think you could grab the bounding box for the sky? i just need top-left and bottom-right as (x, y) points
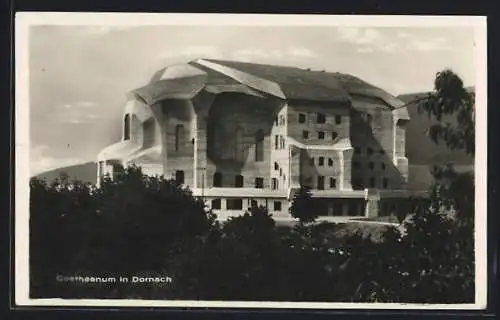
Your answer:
(27, 24), (477, 175)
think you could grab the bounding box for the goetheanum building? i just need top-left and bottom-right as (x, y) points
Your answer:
(97, 58), (419, 219)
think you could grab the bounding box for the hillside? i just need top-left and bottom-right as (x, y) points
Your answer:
(35, 162), (97, 184)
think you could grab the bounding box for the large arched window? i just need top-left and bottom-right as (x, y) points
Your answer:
(175, 124), (184, 152)
(123, 114), (131, 140)
(255, 129), (264, 162)
(235, 127), (245, 162)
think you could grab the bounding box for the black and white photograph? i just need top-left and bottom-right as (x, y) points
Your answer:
(15, 13), (487, 309)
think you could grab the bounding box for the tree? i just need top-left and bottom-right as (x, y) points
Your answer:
(417, 69), (475, 156)
(29, 166), (216, 299)
(384, 69), (477, 302)
(289, 186), (317, 223)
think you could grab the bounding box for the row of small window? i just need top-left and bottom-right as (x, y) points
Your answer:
(354, 146), (385, 156)
(274, 135), (286, 150)
(353, 177), (390, 189)
(211, 198), (283, 211)
(302, 130), (338, 140)
(298, 113), (342, 125)
(212, 173), (283, 189)
(309, 157), (334, 167)
(303, 176), (337, 190)
(352, 161), (387, 170)
(275, 115), (286, 126)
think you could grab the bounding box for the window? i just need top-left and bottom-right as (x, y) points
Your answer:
(354, 147), (361, 155)
(235, 175), (244, 187)
(213, 172), (222, 187)
(175, 170), (185, 184)
(123, 114), (131, 140)
(280, 115), (286, 125)
(382, 178), (389, 189)
(332, 131), (338, 140)
(279, 168), (283, 176)
(318, 131), (325, 140)
(227, 199), (243, 210)
(280, 136), (285, 149)
(366, 113), (373, 126)
(381, 163), (386, 170)
(271, 178), (279, 190)
(367, 147), (373, 156)
(317, 176), (325, 190)
(368, 162), (375, 170)
(98, 161), (105, 178)
(302, 130), (309, 139)
(255, 177), (264, 189)
(275, 135), (279, 149)
(283, 175), (286, 182)
(249, 199), (258, 208)
(353, 161), (360, 169)
(274, 162), (279, 170)
(317, 113), (326, 124)
(274, 201), (282, 211)
(329, 177), (337, 188)
(379, 149), (385, 155)
(335, 115), (342, 124)
(211, 199), (221, 210)
(275, 117), (278, 126)
(352, 178), (363, 189)
(309, 158), (314, 166)
(299, 113), (306, 123)
(328, 158), (333, 167)
(235, 127), (245, 162)
(319, 157), (325, 166)
(255, 130), (264, 162)
(175, 124), (184, 152)
(369, 177), (376, 188)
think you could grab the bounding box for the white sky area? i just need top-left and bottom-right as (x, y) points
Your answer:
(28, 24), (477, 175)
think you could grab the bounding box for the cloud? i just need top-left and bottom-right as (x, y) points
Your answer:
(397, 32), (411, 39)
(55, 102), (105, 124)
(158, 45), (223, 60)
(337, 27), (453, 54)
(336, 27), (399, 53)
(30, 145), (82, 176)
(408, 37), (452, 52)
(71, 26), (134, 37)
(337, 27), (382, 45)
(231, 47), (318, 61)
(288, 47), (318, 58)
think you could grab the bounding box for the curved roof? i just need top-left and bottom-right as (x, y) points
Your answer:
(130, 58), (406, 109)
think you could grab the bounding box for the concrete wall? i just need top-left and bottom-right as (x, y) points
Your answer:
(287, 101), (351, 146)
(350, 95), (405, 190)
(270, 104), (289, 191)
(287, 101), (351, 191)
(161, 99), (196, 187)
(202, 92), (283, 189)
(299, 149), (342, 190)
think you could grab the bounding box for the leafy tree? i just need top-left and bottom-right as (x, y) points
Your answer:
(417, 69), (475, 155)
(289, 186), (316, 223)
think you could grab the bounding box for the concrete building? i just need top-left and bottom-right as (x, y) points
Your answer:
(97, 58), (423, 219)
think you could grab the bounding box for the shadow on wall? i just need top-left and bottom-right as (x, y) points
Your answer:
(349, 109), (405, 190)
(206, 92), (282, 187)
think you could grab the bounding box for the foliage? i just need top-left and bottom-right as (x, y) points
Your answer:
(289, 186), (316, 223)
(417, 69), (475, 156)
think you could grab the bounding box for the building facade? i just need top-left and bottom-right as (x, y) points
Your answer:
(97, 58), (421, 219)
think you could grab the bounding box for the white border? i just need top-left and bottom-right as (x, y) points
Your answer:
(15, 13), (488, 310)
